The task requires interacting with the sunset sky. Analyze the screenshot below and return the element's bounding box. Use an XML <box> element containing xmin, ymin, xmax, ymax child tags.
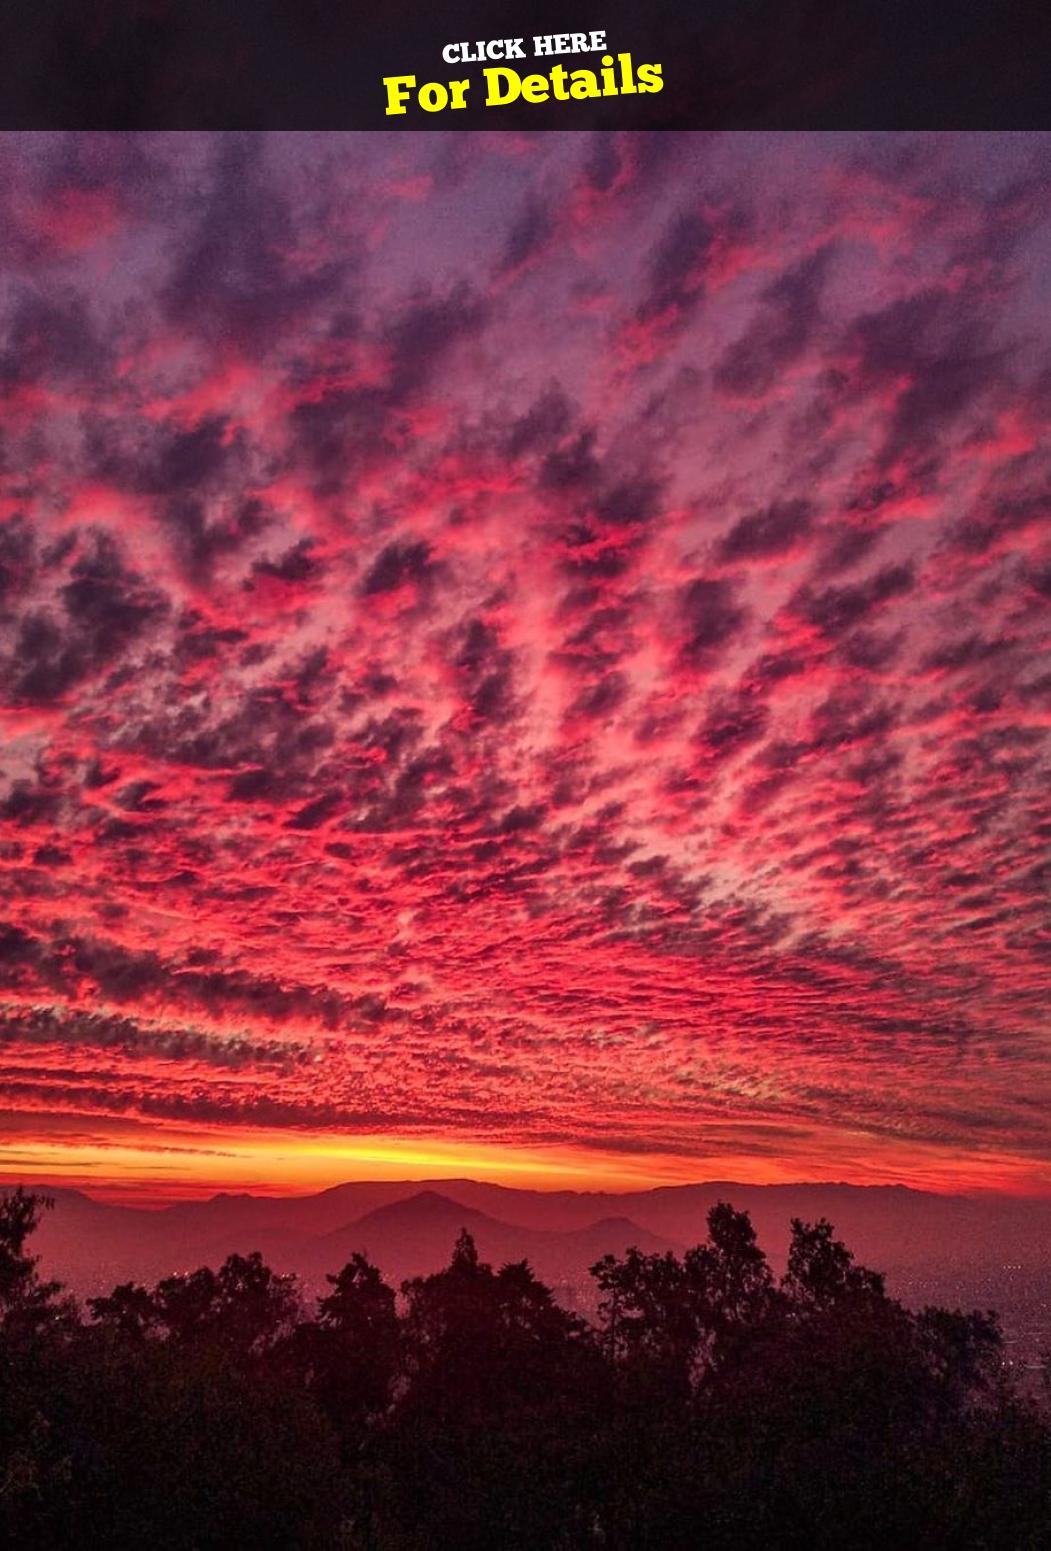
<box><xmin>1</xmin><ymin>131</ymin><xmax>1050</xmax><ymax>1202</ymax></box>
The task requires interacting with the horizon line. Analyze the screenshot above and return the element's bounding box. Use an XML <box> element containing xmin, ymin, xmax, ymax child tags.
<box><xmin>6</xmin><ymin>1170</ymin><xmax>1050</xmax><ymax>1210</ymax></box>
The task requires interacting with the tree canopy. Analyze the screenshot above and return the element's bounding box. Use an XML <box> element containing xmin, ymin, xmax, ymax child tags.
<box><xmin>1</xmin><ymin>1191</ymin><xmax>1049</xmax><ymax>1549</ymax></box>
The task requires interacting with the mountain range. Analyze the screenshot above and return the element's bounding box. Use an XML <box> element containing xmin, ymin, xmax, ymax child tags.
<box><xmin>12</xmin><ymin>1176</ymin><xmax>1051</xmax><ymax>1303</ymax></box>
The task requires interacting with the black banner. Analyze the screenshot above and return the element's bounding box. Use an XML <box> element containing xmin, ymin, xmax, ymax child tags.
<box><xmin>1</xmin><ymin>0</ymin><xmax>1049</xmax><ymax>129</ymax></box>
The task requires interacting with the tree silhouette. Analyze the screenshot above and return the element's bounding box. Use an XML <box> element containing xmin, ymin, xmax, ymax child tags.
<box><xmin>393</xmin><ymin>1230</ymin><xmax>607</xmax><ymax>1548</ymax></box>
<box><xmin>150</xmin><ymin>1250</ymin><xmax>299</xmax><ymax>1358</ymax></box>
<box><xmin>297</xmin><ymin>1251</ymin><xmax>400</xmax><ymax>1431</ymax></box>
<box><xmin>2</xmin><ymin>1191</ymin><xmax>1050</xmax><ymax>1549</ymax></box>
<box><xmin>782</xmin><ymin>1215</ymin><xmax>886</xmax><ymax>1311</ymax></box>
<box><xmin>87</xmin><ymin>1280</ymin><xmax>158</xmax><ymax>1341</ymax></box>
<box><xmin>686</xmin><ymin>1200</ymin><xmax>784</xmax><ymax>1373</ymax></box>
<box><xmin>0</xmin><ymin>1189</ymin><xmax>64</xmax><ymax>1333</ymax></box>
<box><xmin>592</xmin><ymin>1246</ymin><xmax>695</xmax><ymax>1388</ymax></box>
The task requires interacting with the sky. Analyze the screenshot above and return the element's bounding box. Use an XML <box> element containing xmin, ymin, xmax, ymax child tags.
<box><xmin>0</xmin><ymin>131</ymin><xmax>1049</xmax><ymax>1203</ymax></box>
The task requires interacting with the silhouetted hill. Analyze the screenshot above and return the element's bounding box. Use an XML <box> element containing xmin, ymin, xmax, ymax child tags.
<box><xmin>15</xmin><ymin>1177</ymin><xmax>1051</xmax><ymax>1300</ymax></box>
<box><xmin>301</xmin><ymin>1190</ymin><xmax>674</xmax><ymax>1290</ymax></box>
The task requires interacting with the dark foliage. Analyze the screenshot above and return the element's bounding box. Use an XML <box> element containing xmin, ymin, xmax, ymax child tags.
<box><xmin>2</xmin><ymin>1192</ymin><xmax>1049</xmax><ymax>1549</ymax></box>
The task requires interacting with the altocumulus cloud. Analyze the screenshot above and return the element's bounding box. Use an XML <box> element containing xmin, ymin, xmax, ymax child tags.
<box><xmin>0</xmin><ymin>131</ymin><xmax>1050</xmax><ymax>1190</ymax></box>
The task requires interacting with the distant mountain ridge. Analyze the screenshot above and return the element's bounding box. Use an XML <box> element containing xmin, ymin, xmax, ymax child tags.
<box><xmin>10</xmin><ymin>1176</ymin><xmax>1051</xmax><ymax>1301</ymax></box>
<box><xmin>301</xmin><ymin>1190</ymin><xmax>674</xmax><ymax>1291</ymax></box>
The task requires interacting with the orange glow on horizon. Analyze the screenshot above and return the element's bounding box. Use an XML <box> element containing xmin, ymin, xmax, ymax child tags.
<box><xmin>4</xmin><ymin>1120</ymin><xmax>1050</xmax><ymax>1206</ymax></box>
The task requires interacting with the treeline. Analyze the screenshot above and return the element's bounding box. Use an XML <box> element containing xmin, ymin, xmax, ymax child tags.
<box><xmin>2</xmin><ymin>1190</ymin><xmax>1050</xmax><ymax>1549</ymax></box>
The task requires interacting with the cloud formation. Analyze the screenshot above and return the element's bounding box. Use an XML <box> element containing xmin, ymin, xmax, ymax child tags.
<box><xmin>1</xmin><ymin>131</ymin><xmax>1050</xmax><ymax>1195</ymax></box>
